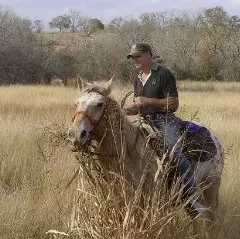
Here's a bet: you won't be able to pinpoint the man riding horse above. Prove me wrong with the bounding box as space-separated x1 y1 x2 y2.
124 42 204 214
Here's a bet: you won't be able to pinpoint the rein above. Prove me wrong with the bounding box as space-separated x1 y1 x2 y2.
121 90 143 153
120 90 133 109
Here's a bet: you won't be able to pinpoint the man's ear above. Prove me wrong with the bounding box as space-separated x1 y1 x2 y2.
104 75 114 96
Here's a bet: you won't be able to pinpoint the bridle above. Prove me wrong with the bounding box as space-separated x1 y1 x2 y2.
71 110 98 126
71 95 109 130
72 89 134 130
70 96 116 157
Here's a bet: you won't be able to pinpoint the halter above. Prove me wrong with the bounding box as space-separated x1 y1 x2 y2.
71 110 97 126
71 97 109 129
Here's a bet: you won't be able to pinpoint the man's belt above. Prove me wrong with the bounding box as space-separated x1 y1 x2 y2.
141 112 173 121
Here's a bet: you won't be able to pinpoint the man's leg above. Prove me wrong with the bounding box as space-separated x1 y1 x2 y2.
152 116 204 214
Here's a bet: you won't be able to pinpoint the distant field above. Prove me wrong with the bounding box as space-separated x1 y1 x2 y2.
0 81 239 238
37 31 117 47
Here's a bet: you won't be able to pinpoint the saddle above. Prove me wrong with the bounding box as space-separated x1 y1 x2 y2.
180 121 217 162
139 120 217 162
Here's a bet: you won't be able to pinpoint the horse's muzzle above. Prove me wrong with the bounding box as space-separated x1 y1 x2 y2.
67 128 91 151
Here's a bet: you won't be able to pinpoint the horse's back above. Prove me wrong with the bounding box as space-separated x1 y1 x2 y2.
191 121 224 184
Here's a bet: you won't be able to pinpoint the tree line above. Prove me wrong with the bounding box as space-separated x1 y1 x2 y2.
33 9 105 35
0 5 240 85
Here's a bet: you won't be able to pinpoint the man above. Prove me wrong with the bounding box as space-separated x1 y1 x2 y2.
124 42 204 215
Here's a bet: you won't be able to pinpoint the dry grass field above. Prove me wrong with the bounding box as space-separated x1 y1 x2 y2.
0 81 240 239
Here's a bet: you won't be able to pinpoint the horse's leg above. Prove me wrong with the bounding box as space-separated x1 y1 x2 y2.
190 171 220 238
194 179 220 238
203 179 220 225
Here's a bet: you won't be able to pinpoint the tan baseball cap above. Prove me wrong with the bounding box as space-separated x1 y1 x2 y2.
127 42 152 59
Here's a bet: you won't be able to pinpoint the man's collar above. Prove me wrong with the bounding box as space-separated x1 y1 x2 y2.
138 60 158 84
150 60 158 71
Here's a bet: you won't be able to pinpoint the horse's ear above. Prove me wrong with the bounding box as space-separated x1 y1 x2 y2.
76 75 90 92
104 75 114 95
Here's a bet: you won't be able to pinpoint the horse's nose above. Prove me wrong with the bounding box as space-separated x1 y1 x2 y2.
68 128 75 140
68 128 89 146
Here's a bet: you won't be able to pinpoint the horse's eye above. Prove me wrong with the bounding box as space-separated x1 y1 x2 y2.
97 102 104 108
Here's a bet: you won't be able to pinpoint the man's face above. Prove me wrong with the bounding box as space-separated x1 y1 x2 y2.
131 53 151 69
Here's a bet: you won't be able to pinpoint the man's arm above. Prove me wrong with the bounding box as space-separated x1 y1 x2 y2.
134 97 179 112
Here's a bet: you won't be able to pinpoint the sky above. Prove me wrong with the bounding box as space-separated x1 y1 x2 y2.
1 0 240 26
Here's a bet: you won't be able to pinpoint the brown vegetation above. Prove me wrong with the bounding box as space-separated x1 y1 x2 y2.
0 82 239 238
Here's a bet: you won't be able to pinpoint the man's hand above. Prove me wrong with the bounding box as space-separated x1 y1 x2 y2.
134 97 150 107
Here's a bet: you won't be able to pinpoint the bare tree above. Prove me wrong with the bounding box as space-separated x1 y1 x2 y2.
33 19 44 33
49 15 71 32
0 6 45 85
67 9 88 32
109 17 125 28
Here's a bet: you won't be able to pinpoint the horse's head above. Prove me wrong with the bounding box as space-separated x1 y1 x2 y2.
68 77 113 151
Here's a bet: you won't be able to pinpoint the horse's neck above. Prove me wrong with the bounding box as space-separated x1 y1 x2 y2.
93 98 147 180
93 98 125 155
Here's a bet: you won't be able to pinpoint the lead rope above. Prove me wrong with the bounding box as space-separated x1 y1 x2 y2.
120 90 134 109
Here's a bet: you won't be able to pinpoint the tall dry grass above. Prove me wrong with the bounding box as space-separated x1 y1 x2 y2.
0 82 240 238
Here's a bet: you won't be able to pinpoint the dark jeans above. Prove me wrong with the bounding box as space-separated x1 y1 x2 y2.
147 114 198 201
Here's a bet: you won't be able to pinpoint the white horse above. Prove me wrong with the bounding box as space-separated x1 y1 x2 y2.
67 78 224 228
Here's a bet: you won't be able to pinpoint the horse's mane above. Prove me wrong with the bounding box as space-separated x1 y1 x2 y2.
103 92 146 158
82 82 108 96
